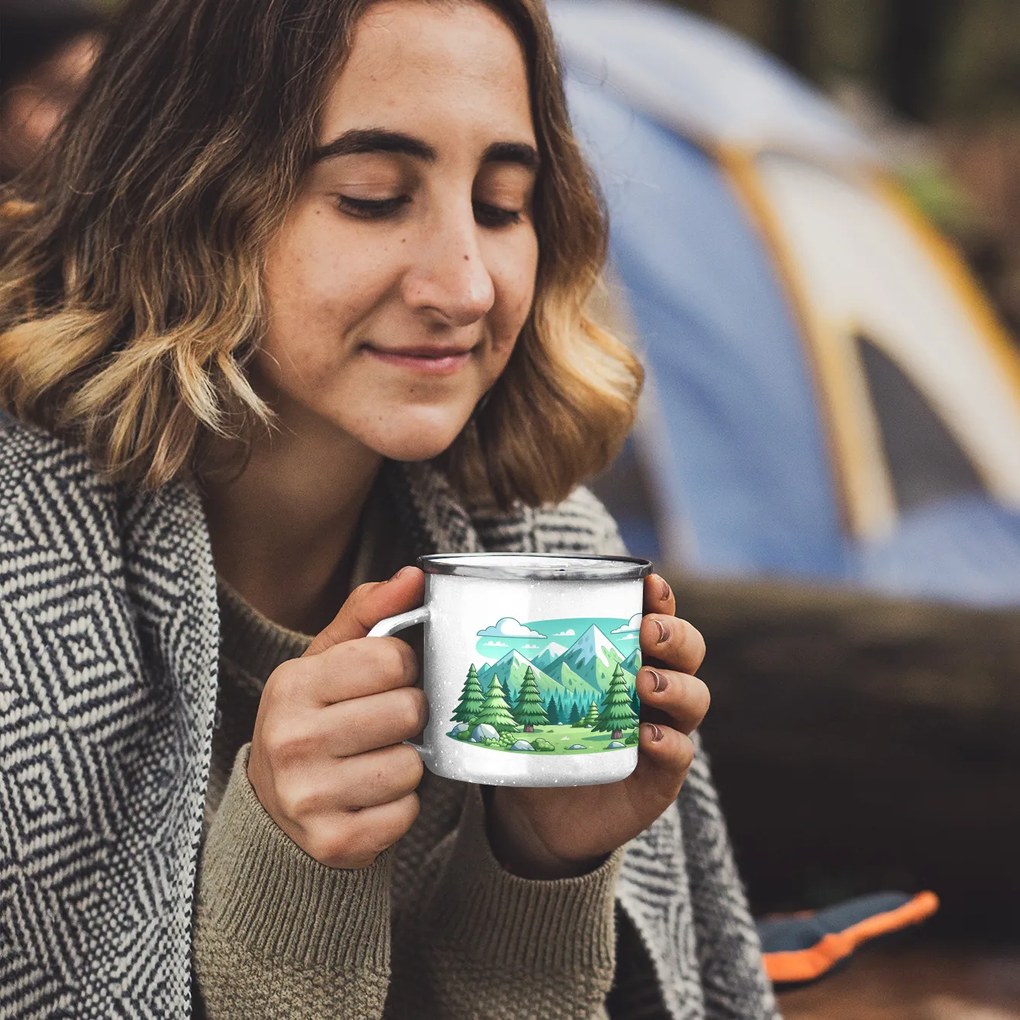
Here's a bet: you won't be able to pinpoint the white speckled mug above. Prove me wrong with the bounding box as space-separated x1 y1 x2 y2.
368 553 652 787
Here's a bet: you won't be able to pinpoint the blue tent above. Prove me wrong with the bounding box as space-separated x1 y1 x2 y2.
550 0 1020 608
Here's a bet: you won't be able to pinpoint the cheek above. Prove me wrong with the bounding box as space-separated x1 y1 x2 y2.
494 243 539 348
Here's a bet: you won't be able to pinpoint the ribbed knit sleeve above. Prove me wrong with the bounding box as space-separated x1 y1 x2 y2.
384 786 621 1020
193 746 393 1019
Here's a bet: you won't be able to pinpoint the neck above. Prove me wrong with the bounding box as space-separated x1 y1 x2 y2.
201 416 383 635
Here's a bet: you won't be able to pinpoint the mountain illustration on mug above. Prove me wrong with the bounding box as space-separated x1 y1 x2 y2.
446 616 641 754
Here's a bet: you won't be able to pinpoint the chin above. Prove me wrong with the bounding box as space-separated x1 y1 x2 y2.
361 414 471 464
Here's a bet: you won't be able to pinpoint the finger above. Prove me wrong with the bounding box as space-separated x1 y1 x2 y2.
624 723 695 808
322 686 429 757
307 793 421 869
304 566 425 656
338 744 425 810
282 743 425 816
313 635 419 704
636 666 710 735
643 573 676 618
640 613 706 675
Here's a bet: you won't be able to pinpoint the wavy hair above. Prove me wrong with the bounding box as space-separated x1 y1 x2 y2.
0 0 642 508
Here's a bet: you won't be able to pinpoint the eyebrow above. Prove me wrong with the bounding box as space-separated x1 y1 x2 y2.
311 129 540 171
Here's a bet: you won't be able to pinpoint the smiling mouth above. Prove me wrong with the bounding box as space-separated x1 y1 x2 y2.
362 344 475 375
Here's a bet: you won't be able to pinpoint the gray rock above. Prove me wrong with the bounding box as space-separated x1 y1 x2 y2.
448 723 470 737
509 740 534 751
607 740 626 748
470 723 500 743
567 743 587 750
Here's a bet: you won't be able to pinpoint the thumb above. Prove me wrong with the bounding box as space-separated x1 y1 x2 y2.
303 566 425 657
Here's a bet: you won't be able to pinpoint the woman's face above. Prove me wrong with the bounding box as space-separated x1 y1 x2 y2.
258 0 539 463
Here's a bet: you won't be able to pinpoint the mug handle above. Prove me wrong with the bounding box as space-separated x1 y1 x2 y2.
368 605 430 638
368 606 432 764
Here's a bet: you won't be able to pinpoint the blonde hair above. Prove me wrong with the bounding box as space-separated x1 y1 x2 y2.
0 0 641 509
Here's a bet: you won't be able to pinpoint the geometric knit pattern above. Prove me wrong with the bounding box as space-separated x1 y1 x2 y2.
1 414 776 1019
1 415 219 1018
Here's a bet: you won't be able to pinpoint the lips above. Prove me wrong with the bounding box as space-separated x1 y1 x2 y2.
362 343 475 375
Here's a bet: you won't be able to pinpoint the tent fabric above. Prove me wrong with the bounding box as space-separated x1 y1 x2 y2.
550 0 879 166
564 81 846 577
550 0 1020 607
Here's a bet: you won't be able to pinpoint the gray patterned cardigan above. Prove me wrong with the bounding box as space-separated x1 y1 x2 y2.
0 413 777 1019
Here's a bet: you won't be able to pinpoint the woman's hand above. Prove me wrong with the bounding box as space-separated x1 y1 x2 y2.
247 567 428 869
484 573 709 879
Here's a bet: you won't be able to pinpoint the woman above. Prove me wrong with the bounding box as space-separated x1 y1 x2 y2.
0 0 777 1016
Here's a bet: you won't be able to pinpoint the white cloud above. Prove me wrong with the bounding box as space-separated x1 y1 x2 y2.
523 643 540 650
477 617 546 638
554 629 576 637
488 640 508 648
611 614 643 635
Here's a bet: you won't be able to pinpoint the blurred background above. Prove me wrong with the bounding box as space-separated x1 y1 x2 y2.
2 0 1019 1016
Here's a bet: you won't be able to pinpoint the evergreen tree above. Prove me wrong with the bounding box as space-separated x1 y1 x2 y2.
473 676 517 733
583 700 599 728
631 686 642 719
570 701 583 726
546 695 560 725
452 664 485 723
594 664 638 740
512 667 548 732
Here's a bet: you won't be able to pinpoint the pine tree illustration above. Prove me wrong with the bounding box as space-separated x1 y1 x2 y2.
593 664 638 740
546 695 560 725
512 667 548 733
583 700 599 728
452 664 485 724
474 676 518 733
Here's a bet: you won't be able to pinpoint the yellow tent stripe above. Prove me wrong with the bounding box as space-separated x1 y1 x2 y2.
875 173 1020 406
714 145 894 539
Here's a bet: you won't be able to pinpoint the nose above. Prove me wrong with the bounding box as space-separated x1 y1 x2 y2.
402 206 496 326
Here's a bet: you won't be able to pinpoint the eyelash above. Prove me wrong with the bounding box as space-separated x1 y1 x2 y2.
335 195 522 228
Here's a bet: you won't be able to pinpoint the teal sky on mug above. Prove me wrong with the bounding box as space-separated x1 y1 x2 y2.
474 616 640 664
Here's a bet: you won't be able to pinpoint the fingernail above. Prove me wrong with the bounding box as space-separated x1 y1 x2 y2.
390 566 411 581
660 579 672 602
654 619 669 644
648 668 667 694
643 723 663 743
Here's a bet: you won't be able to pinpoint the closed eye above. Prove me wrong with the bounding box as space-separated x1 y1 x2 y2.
474 202 523 228
336 195 410 219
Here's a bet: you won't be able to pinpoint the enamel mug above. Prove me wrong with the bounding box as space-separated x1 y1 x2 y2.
368 552 652 787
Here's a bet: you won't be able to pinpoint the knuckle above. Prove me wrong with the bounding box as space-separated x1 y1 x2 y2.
371 638 417 685
277 783 325 824
349 581 377 603
263 659 304 704
398 742 426 783
390 638 420 683
693 677 711 717
307 826 358 869
396 688 428 736
393 791 422 833
680 620 707 662
260 722 314 768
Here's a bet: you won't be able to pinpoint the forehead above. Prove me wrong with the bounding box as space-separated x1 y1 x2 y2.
320 0 533 140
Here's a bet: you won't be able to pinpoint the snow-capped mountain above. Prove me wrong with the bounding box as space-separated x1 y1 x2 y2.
543 625 632 692
531 642 568 670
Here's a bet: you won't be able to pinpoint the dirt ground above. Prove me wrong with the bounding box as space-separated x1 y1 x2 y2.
778 941 1020 1019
